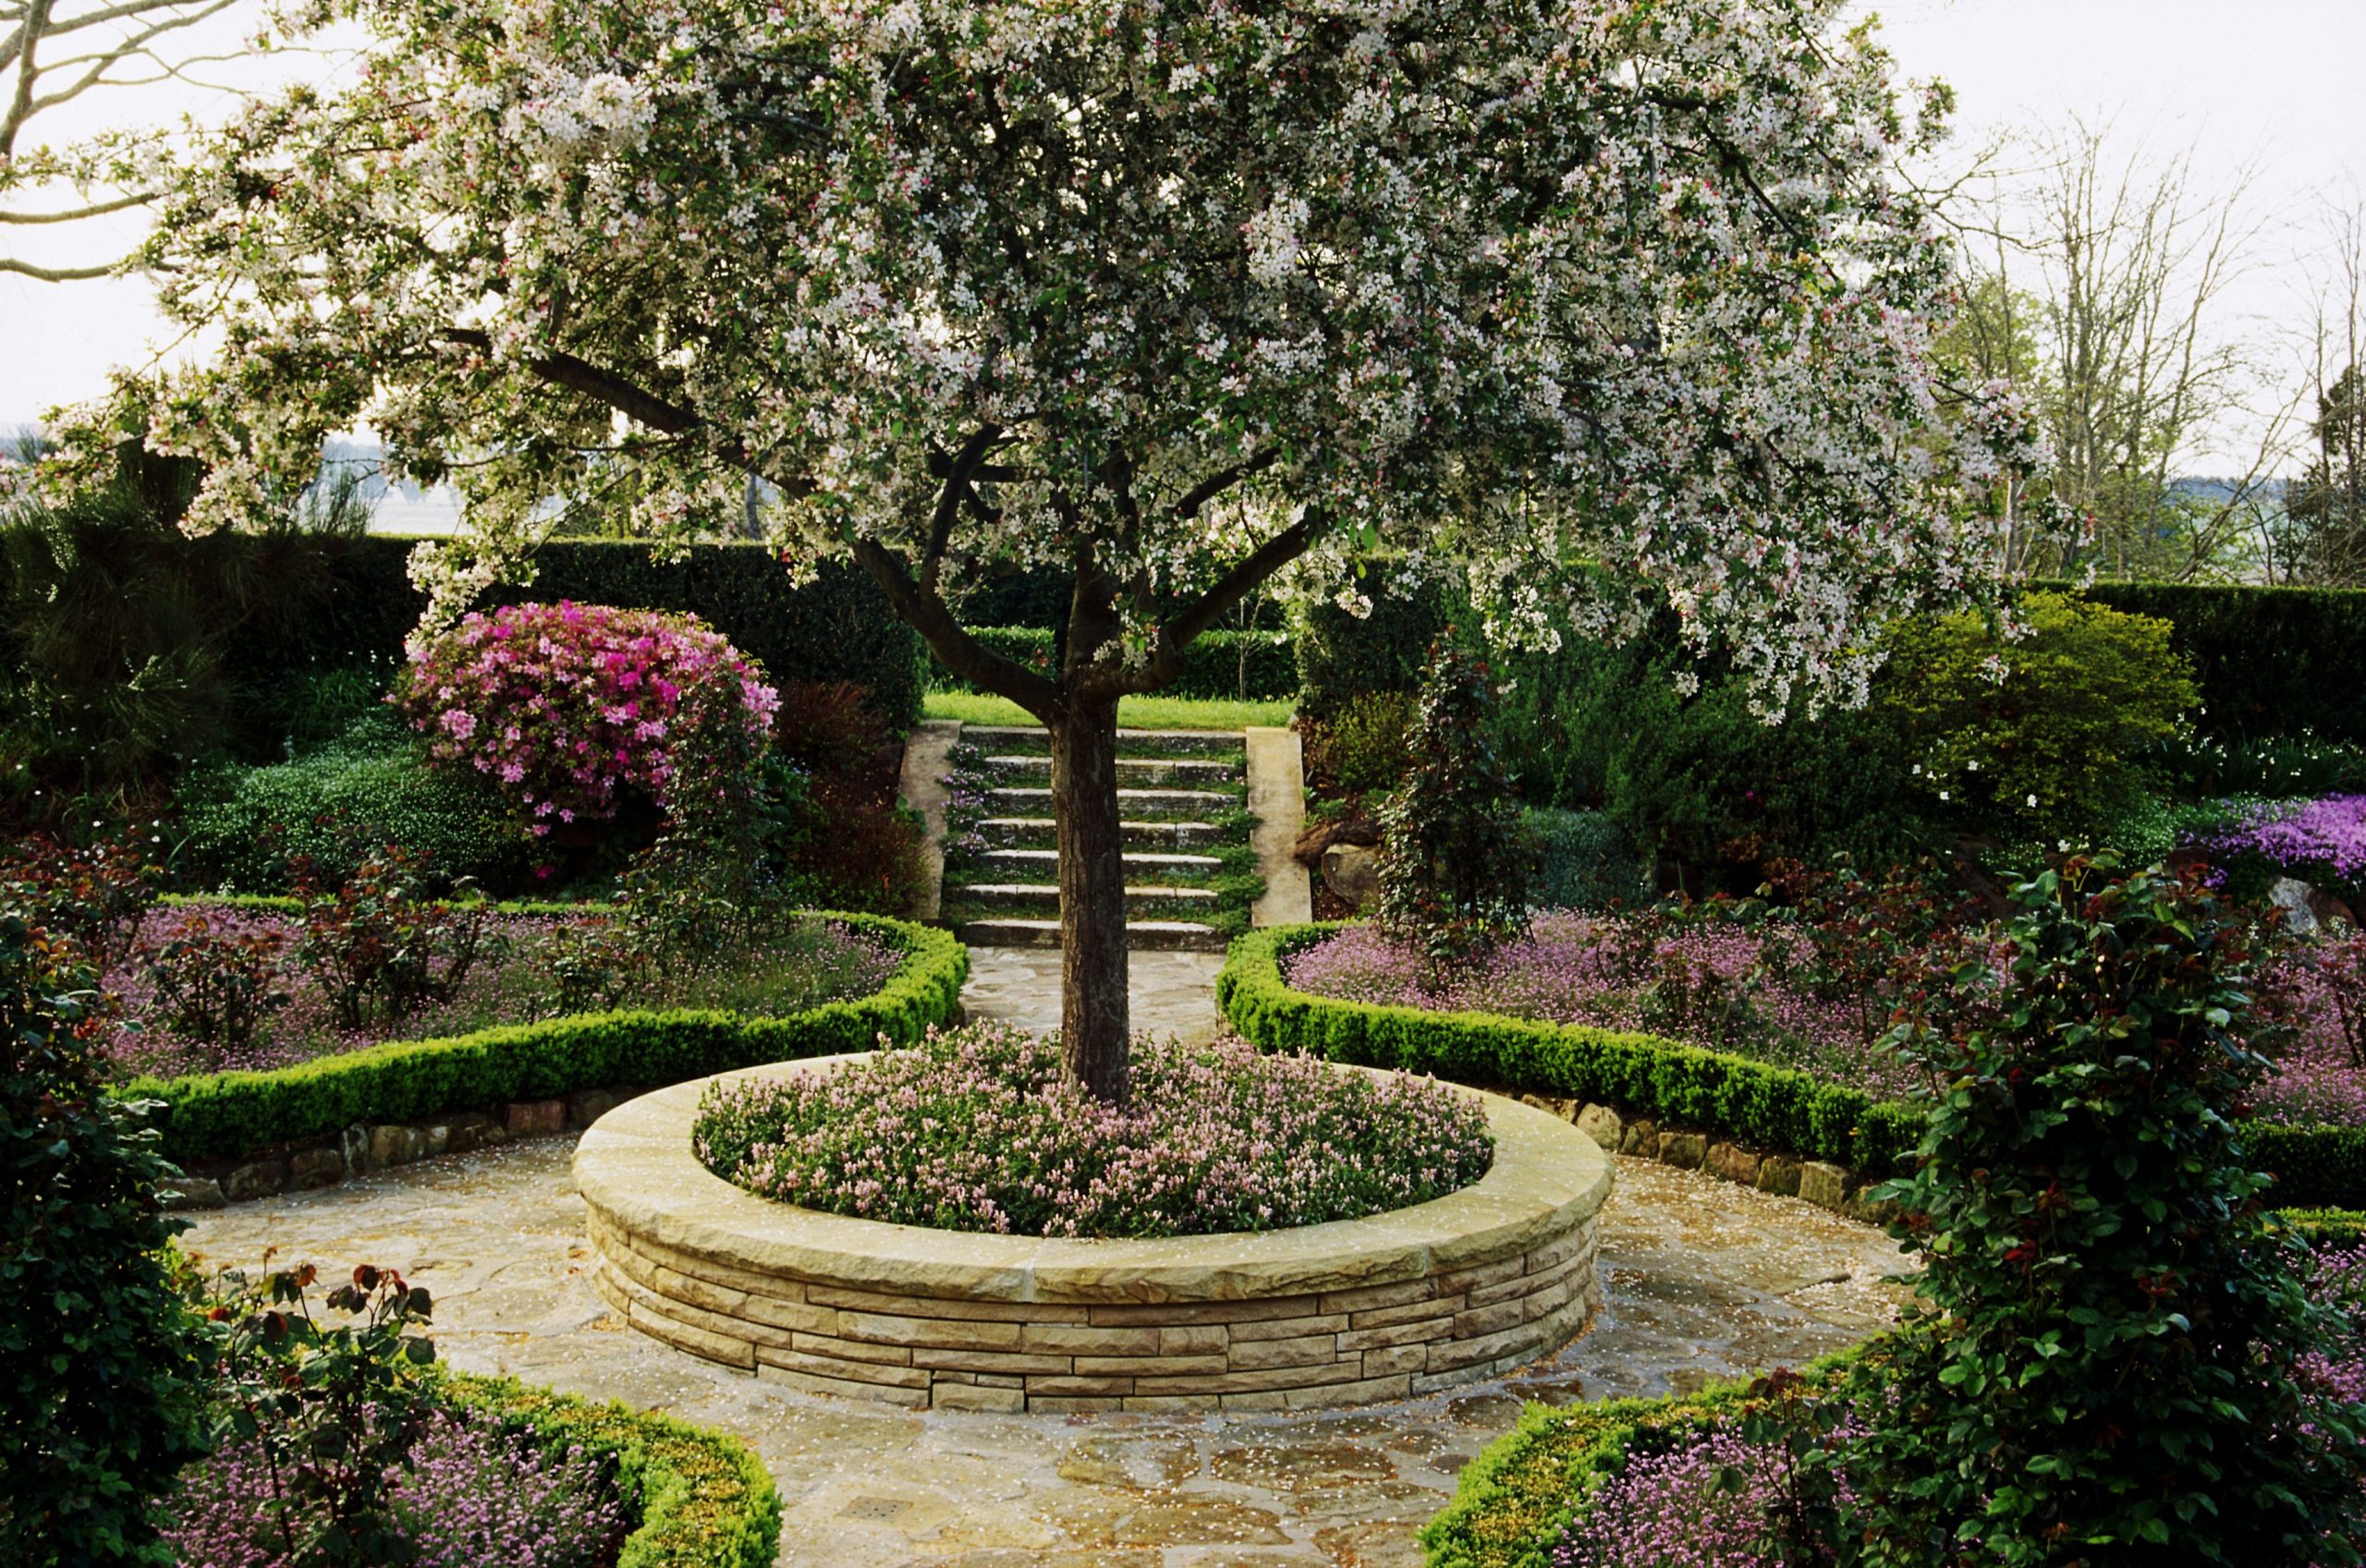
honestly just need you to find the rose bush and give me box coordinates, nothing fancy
[400,602,779,837]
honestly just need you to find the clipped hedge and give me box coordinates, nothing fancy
[222,536,928,731]
[126,913,968,1165]
[1220,926,2366,1209]
[2073,579,2366,743]
[1218,926,1922,1176]
[936,625,1298,701]
[438,1373,780,1568]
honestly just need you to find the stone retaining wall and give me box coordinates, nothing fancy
[576,1057,1613,1413]
[1515,1093,1894,1225]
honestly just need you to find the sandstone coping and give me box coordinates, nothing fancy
[576,1054,1613,1412]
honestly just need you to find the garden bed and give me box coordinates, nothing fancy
[122,911,966,1180]
[1220,926,2366,1209]
[577,1051,1611,1413]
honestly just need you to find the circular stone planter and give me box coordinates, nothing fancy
[574,1053,1614,1413]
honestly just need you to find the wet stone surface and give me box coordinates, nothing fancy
[183,948,1910,1564]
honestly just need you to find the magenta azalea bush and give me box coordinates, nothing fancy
[401,601,780,835]
[164,1408,628,1568]
[693,1022,1494,1238]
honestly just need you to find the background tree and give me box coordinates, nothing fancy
[2286,364,2366,584]
[67,0,2036,1100]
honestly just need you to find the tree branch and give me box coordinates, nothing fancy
[1131,510,1321,692]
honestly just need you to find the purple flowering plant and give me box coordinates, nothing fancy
[693,1021,1494,1238]
[400,601,780,837]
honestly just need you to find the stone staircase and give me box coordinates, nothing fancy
[945,725,1256,953]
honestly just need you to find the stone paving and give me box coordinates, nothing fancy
[179,949,1911,1567]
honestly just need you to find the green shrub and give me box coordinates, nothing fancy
[1376,645,1529,973]
[0,907,212,1566]
[930,626,1296,701]
[1301,690,1415,796]
[1850,858,2366,1560]
[1290,568,1464,717]
[125,912,966,1164]
[177,713,532,894]
[1873,591,2197,841]
[436,1375,781,1568]
[1522,808,1647,911]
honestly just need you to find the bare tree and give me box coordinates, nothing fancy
[1952,118,2290,581]
[1,0,248,281]
[2275,195,2366,585]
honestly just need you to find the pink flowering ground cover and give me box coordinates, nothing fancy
[99,903,902,1080]
[693,1021,1494,1238]
[401,601,780,836]
[164,1407,629,1568]
[1550,1244,2366,1566]
[1282,914,2366,1127]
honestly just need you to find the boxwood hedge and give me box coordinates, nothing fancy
[1219,926,2366,1209]
[438,1372,781,1568]
[124,911,967,1166]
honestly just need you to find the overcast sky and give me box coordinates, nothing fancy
[5,0,2362,465]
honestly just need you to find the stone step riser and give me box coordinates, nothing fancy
[978,818,1227,850]
[987,787,1232,820]
[957,918,1230,954]
[952,882,1221,917]
[978,848,1223,875]
[962,724,1248,760]
[981,755,1242,786]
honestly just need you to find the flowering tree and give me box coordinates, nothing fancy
[77,0,2041,1100]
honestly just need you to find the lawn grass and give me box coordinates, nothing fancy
[922,691,1297,731]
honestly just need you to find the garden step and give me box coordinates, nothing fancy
[980,754,1242,785]
[956,881,1220,914]
[957,917,1230,953]
[979,847,1223,874]
[978,817,1226,848]
[987,786,1235,819]
[962,724,1247,759]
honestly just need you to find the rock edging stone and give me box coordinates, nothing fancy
[576,1055,1613,1413]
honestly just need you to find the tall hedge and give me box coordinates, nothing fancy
[2069,579,2366,743]
[940,626,1297,702]
[273,538,926,728]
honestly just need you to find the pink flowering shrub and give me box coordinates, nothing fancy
[1552,1425,1793,1568]
[694,1022,1494,1238]
[400,601,780,835]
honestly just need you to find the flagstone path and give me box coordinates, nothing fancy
[181,950,1909,1567]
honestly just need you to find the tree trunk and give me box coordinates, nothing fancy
[1051,692,1131,1103]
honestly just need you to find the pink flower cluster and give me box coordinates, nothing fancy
[1553,1425,1793,1568]
[693,1022,1494,1238]
[2201,796,2366,882]
[401,601,778,834]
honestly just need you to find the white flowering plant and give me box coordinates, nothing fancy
[57,0,2043,1098]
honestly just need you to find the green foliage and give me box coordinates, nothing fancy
[291,845,496,1028]
[2147,725,2366,799]
[1849,859,2366,1562]
[2067,578,2366,743]
[434,1375,781,1568]
[1522,808,1647,911]
[122,913,967,1164]
[0,906,212,1566]
[1376,644,1530,973]
[1300,690,1415,797]
[1290,569,1463,718]
[177,715,533,894]
[206,1263,441,1566]
[1873,592,2198,841]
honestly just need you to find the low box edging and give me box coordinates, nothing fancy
[434,1370,780,1568]
[121,914,967,1167]
[1219,926,2366,1212]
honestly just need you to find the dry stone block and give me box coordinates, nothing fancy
[1799,1161,1851,1210]
[1575,1104,1623,1150]
[1706,1142,1761,1186]
[223,1160,287,1202]
[370,1124,425,1167]
[443,1112,505,1153]
[1619,1118,1659,1156]
[505,1098,568,1137]
[1756,1155,1802,1197]
[287,1148,344,1191]
[931,1381,1025,1413]
[567,1088,625,1129]
[165,1175,226,1210]
[1656,1132,1707,1170]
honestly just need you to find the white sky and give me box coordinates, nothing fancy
[5,0,2363,465]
